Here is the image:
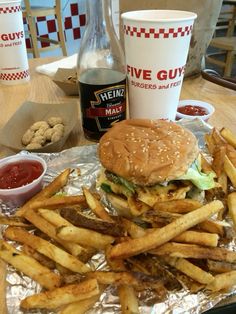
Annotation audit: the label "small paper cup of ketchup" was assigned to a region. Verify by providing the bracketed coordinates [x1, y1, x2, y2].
[176, 99, 215, 122]
[0, 153, 47, 208]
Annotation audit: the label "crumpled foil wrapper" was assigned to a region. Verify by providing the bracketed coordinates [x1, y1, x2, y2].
[0, 118, 236, 314]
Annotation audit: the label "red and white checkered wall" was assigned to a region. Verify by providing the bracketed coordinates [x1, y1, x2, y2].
[23, 1, 86, 57]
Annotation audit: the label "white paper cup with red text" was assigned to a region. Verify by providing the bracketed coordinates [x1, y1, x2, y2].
[0, 0, 30, 85]
[121, 10, 197, 120]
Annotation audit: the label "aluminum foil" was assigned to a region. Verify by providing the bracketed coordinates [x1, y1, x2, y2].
[0, 118, 235, 314]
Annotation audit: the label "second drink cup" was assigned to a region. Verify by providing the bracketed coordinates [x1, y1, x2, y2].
[0, 0, 29, 85]
[121, 10, 197, 120]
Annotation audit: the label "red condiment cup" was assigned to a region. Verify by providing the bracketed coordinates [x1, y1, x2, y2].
[176, 99, 215, 122]
[0, 153, 47, 209]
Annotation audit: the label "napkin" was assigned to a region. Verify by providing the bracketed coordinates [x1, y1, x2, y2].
[36, 53, 78, 77]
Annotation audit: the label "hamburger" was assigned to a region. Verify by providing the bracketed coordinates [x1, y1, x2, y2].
[97, 119, 215, 212]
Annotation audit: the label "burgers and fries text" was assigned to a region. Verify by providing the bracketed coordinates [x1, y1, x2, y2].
[0, 119, 236, 313]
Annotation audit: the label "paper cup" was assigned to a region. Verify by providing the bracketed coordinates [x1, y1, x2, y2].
[121, 10, 197, 120]
[0, 0, 30, 85]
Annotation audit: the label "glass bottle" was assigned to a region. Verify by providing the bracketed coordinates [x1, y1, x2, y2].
[77, 0, 127, 141]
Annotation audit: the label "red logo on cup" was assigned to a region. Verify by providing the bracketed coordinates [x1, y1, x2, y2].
[0, 6, 21, 14]
[123, 25, 193, 38]
[0, 31, 24, 41]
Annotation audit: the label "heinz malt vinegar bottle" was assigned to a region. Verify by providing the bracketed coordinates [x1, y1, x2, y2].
[77, 0, 127, 141]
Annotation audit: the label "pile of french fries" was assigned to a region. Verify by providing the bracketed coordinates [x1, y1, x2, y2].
[0, 126, 236, 313]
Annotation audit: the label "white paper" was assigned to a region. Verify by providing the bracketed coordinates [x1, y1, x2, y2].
[36, 53, 78, 77]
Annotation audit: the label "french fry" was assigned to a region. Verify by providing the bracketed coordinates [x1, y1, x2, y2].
[153, 199, 202, 213]
[23, 208, 84, 257]
[56, 263, 76, 276]
[105, 245, 126, 271]
[212, 145, 226, 178]
[109, 201, 223, 259]
[27, 195, 86, 210]
[86, 271, 139, 286]
[4, 227, 90, 273]
[207, 259, 236, 273]
[22, 244, 56, 269]
[141, 210, 180, 226]
[211, 127, 226, 146]
[105, 246, 140, 314]
[197, 219, 226, 236]
[228, 192, 236, 230]
[60, 294, 102, 314]
[226, 145, 236, 167]
[38, 209, 96, 262]
[0, 215, 30, 227]
[20, 279, 99, 310]
[38, 208, 73, 227]
[163, 256, 214, 284]
[83, 187, 114, 222]
[137, 184, 191, 207]
[206, 270, 236, 291]
[121, 218, 147, 239]
[175, 275, 205, 293]
[127, 196, 151, 216]
[224, 155, 236, 188]
[150, 242, 236, 263]
[106, 193, 132, 218]
[200, 153, 214, 174]
[172, 230, 219, 247]
[118, 285, 140, 314]
[34, 168, 71, 199]
[85, 270, 167, 294]
[126, 255, 182, 291]
[60, 207, 124, 237]
[122, 218, 219, 247]
[0, 240, 61, 290]
[142, 209, 228, 237]
[220, 127, 236, 148]
[217, 170, 228, 194]
[16, 168, 71, 217]
[57, 225, 115, 250]
[205, 133, 216, 155]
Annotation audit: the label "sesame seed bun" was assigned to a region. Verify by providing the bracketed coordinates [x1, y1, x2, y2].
[98, 119, 199, 186]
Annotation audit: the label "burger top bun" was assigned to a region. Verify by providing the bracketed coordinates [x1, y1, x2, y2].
[98, 119, 199, 186]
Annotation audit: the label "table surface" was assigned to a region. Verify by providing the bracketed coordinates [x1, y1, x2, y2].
[0, 57, 235, 313]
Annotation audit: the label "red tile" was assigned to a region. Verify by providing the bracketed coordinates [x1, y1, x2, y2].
[25, 38, 32, 49]
[79, 14, 86, 26]
[71, 3, 78, 16]
[73, 27, 81, 39]
[65, 16, 72, 29]
[47, 19, 57, 33]
[37, 16, 46, 22]
[40, 34, 50, 47]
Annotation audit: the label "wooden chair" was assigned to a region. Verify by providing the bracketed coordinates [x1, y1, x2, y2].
[206, 37, 236, 77]
[213, 3, 236, 36]
[22, 0, 67, 58]
[206, 4, 236, 77]
[202, 69, 236, 91]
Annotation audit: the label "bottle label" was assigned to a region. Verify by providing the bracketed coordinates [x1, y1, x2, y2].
[79, 79, 126, 134]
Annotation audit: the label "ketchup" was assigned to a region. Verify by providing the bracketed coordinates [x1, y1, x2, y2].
[178, 105, 208, 116]
[0, 160, 43, 189]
